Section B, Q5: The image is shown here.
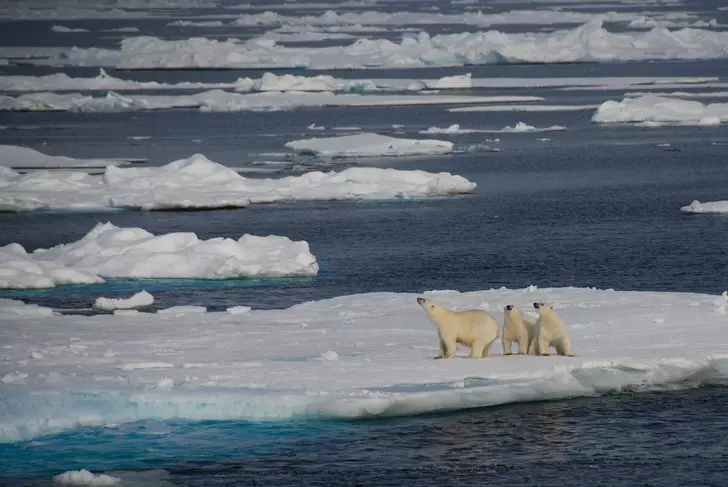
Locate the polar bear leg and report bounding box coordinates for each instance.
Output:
[556,337,576,357]
[528,337,539,355]
[517,333,529,355]
[435,338,447,359]
[438,337,457,359]
[502,337,512,355]
[538,338,551,356]
[469,337,487,358]
[482,338,496,358]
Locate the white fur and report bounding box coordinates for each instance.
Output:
[502,306,537,355]
[417,298,500,359]
[528,303,576,357]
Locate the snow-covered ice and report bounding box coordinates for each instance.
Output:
[93,291,155,311]
[3,221,319,287]
[0,145,128,169]
[680,200,728,214]
[22,21,728,69]
[285,133,454,157]
[0,153,476,212]
[592,94,728,125]
[0,243,104,290]
[0,90,539,113]
[2,286,728,442]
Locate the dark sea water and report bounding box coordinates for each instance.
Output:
[3,386,728,486]
[3,0,728,484]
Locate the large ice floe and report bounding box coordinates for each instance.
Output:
[680,200,728,214]
[0,145,128,169]
[22,21,728,69]
[0,222,319,289]
[2,286,728,442]
[0,153,476,212]
[285,133,454,157]
[592,94,728,125]
[0,90,539,113]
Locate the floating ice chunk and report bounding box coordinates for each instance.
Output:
[499,122,566,132]
[431,73,472,89]
[93,291,154,311]
[680,200,728,214]
[0,145,127,169]
[33,222,320,280]
[0,153,476,212]
[53,469,120,486]
[51,25,89,33]
[592,95,728,125]
[285,133,453,157]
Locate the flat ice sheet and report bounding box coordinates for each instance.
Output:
[285,133,454,157]
[2,286,728,442]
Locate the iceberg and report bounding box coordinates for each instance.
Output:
[25,21,728,69]
[2,286,728,442]
[680,200,728,214]
[0,222,318,289]
[285,133,454,157]
[592,94,728,125]
[0,153,476,212]
[0,145,128,169]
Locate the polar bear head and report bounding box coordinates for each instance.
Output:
[533,302,554,310]
[417,297,449,322]
[504,304,520,316]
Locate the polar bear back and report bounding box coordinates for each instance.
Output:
[534,306,567,343]
[423,304,499,346]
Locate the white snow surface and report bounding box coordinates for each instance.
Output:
[0,145,128,169]
[53,469,121,486]
[680,200,728,214]
[21,222,319,283]
[592,94,728,124]
[3,286,728,442]
[24,21,728,69]
[0,153,476,212]
[93,291,155,311]
[285,133,454,157]
[0,90,539,113]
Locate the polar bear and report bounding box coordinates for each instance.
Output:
[502,305,537,355]
[528,302,576,357]
[417,297,500,359]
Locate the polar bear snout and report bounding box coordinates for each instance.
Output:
[504,304,513,311]
[533,302,541,309]
[417,297,425,305]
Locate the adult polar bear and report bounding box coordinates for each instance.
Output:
[417,297,500,359]
[502,305,537,355]
[528,302,576,357]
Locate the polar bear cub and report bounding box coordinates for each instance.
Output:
[502,305,537,355]
[528,302,576,357]
[417,297,500,359]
